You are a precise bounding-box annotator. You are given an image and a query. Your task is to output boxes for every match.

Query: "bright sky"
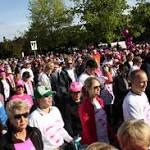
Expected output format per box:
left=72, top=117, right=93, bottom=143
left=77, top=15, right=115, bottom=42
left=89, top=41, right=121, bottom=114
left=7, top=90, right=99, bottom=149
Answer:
left=0, top=0, right=138, bottom=41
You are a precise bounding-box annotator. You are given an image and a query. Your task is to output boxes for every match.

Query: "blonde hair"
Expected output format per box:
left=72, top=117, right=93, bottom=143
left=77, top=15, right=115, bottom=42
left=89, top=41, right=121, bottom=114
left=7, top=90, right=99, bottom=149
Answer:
left=117, top=119, right=150, bottom=150
left=84, top=77, right=100, bottom=89
left=6, top=99, right=29, bottom=118
left=86, top=142, right=117, bottom=150
left=83, top=77, right=100, bottom=97
left=45, top=62, right=54, bottom=70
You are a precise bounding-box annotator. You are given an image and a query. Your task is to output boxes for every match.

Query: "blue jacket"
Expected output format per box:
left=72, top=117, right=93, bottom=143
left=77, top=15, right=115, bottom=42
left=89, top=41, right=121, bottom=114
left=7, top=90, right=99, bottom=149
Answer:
left=0, top=102, right=7, bottom=126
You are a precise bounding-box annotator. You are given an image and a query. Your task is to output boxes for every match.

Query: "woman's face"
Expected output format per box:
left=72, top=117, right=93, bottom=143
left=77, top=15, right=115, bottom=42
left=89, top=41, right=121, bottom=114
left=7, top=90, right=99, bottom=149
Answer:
left=38, top=96, right=52, bottom=109
left=16, top=86, right=24, bottom=95
left=87, top=80, right=101, bottom=98
left=10, top=109, right=29, bottom=131
left=71, top=91, right=81, bottom=102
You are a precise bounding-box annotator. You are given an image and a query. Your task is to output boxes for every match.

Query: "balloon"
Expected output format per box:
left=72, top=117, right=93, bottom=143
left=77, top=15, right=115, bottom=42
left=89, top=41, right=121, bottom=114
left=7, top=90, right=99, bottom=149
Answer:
left=122, top=29, right=129, bottom=37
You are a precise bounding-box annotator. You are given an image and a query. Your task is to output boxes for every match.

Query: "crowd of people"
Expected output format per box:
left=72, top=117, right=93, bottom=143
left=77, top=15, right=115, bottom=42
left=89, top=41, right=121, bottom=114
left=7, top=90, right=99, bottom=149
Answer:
left=0, top=42, right=150, bottom=150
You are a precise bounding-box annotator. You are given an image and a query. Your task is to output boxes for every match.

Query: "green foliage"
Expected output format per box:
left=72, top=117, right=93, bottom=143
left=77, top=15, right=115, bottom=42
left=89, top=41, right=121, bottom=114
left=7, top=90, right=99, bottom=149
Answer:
left=130, top=0, right=150, bottom=41
left=27, top=0, right=73, bottom=51
left=0, top=0, right=150, bottom=58
left=0, top=37, right=24, bottom=59
left=72, top=0, right=128, bottom=43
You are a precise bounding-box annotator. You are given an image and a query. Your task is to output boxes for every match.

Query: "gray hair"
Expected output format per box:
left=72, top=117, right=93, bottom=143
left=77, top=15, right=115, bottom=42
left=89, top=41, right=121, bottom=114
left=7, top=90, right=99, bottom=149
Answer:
left=6, top=99, right=29, bottom=118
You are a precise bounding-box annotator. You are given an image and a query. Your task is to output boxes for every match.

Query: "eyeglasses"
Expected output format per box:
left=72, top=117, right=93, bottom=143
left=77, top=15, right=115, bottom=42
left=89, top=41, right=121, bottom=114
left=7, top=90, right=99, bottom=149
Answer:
left=93, top=85, right=101, bottom=89
left=68, top=62, right=73, bottom=65
left=14, top=112, right=29, bottom=119
left=72, top=91, right=81, bottom=94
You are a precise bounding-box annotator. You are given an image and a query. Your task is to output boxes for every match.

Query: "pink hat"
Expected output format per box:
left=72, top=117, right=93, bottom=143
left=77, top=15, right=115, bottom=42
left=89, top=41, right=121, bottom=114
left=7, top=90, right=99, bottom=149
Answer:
left=15, top=80, right=24, bottom=87
left=69, top=82, right=82, bottom=92
left=0, top=71, right=6, bottom=76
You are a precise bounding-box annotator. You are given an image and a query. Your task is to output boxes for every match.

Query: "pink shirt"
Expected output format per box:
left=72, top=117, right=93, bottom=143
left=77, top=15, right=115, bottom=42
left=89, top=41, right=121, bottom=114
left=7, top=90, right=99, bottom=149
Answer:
left=14, top=138, right=36, bottom=150
left=11, top=94, right=33, bottom=109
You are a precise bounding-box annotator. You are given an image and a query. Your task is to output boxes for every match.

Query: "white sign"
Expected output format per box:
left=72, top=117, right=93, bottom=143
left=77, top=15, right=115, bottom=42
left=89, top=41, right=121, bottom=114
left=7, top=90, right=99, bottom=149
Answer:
left=22, top=52, right=24, bottom=58
left=30, top=41, right=37, bottom=51
left=111, top=41, right=127, bottom=49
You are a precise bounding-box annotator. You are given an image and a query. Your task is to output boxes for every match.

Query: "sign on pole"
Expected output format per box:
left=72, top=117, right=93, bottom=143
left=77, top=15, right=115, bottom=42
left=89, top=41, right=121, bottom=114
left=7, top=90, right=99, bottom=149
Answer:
left=22, top=52, right=24, bottom=58
left=30, top=41, right=37, bottom=51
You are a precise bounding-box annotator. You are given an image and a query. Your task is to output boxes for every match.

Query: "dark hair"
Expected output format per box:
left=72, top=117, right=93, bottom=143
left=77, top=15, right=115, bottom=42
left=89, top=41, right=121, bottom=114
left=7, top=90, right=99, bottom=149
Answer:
left=85, top=59, right=98, bottom=68
left=22, top=71, right=30, bottom=79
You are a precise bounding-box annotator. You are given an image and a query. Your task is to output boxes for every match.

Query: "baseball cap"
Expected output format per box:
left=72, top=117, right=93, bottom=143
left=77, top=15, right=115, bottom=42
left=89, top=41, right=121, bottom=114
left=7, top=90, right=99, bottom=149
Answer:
left=34, top=85, right=55, bottom=99
left=0, top=70, right=6, bottom=76
left=69, top=82, right=82, bottom=92
left=16, top=80, right=24, bottom=87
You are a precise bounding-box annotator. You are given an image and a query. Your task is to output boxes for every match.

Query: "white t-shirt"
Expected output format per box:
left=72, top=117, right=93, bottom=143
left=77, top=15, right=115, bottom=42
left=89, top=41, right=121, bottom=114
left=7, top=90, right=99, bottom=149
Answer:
left=78, top=73, right=91, bottom=86
left=38, top=72, right=52, bottom=90
left=129, top=65, right=140, bottom=76
left=20, top=68, right=34, bottom=82
left=1, top=79, right=10, bottom=100
left=29, top=107, right=72, bottom=150
left=123, top=91, right=150, bottom=126
left=66, top=68, right=76, bottom=82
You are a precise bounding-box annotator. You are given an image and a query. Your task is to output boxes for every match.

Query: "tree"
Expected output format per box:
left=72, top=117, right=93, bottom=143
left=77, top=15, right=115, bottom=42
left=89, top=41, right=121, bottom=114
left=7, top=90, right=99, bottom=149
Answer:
left=0, top=37, right=25, bottom=58
left=71, top=0, right=128, bottom=43
left=130, top=0, right=150, bottom=41
left=27, top=0, right=73, bottom=51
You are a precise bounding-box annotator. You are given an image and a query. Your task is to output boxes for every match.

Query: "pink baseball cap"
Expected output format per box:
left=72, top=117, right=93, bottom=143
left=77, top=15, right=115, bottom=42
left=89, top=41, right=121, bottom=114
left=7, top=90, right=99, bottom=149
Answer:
left=15, top=80, right=24, bottom=87
left=0, top=71, right=6, bottom=76
left=69, top=82, right=82, bottom=92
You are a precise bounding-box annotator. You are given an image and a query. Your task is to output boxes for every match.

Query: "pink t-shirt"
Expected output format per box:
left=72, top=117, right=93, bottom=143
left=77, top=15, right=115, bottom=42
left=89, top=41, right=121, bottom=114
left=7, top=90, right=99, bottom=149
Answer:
left=11, top=94, right=33, bottom=109
left=14, top=138, right=36, bottom=150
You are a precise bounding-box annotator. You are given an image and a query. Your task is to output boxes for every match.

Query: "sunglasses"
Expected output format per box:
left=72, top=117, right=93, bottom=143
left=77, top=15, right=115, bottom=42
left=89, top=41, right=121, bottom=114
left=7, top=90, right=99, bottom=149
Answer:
left=14, top=112, right=29, bottom=119
left=93, top=85, right=101, bottom=89
left=72, top=91, right=81, bottom=94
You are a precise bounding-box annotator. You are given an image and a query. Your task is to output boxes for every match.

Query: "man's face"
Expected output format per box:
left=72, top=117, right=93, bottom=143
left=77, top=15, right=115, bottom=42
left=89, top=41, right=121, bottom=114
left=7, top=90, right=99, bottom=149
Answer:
left=67, top=60, right=73, bottom=69
left=132, top=72, right=148, bottom=95
left=86, top=67, right=97, bottom=76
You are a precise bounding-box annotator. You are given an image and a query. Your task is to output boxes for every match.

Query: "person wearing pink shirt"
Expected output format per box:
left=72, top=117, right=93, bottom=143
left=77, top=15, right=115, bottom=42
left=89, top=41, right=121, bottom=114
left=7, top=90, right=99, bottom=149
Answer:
left=10, top=80, right=33, bottom=110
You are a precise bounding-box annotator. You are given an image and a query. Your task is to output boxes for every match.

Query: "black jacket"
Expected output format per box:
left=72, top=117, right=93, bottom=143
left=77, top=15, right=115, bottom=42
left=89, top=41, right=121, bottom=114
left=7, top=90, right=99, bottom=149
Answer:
left=0, top=126, right=43, bottom=150
left=62, top=95, right=82, bottom=137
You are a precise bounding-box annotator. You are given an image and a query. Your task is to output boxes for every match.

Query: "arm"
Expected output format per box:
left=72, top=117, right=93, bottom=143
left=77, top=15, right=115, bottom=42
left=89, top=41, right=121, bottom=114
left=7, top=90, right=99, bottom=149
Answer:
left=0, top=102, right=7, bottom=126
left=79, top=105, right=96, bottom=144
left=127, top=103, right=144, bottom=120
left=55, top=107, right=73, bottom=143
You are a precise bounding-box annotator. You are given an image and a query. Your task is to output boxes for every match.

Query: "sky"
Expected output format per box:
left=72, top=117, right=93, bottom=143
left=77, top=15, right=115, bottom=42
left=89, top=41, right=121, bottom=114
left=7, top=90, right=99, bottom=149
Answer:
left=0, top=0, right=139, bottom=41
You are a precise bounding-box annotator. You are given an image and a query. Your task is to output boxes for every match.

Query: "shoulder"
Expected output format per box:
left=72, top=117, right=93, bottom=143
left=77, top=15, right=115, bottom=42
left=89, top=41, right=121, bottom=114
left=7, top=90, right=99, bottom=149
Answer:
left=0, top=132, right=12, bottom=148
left=124, top=91, right=134, bottom=101
left=97, top=96, right=105, bottom=107
left=79, top=73, right=89, bottom=79
left=123, top=91, right=143, bottom=106
left=29, top=109, right=40, bottom=118
left=79, top=98, right=91, bottom=110
left=51, top=106, right=61, bottom=113
left=27, top=126, right=41, bottom=134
